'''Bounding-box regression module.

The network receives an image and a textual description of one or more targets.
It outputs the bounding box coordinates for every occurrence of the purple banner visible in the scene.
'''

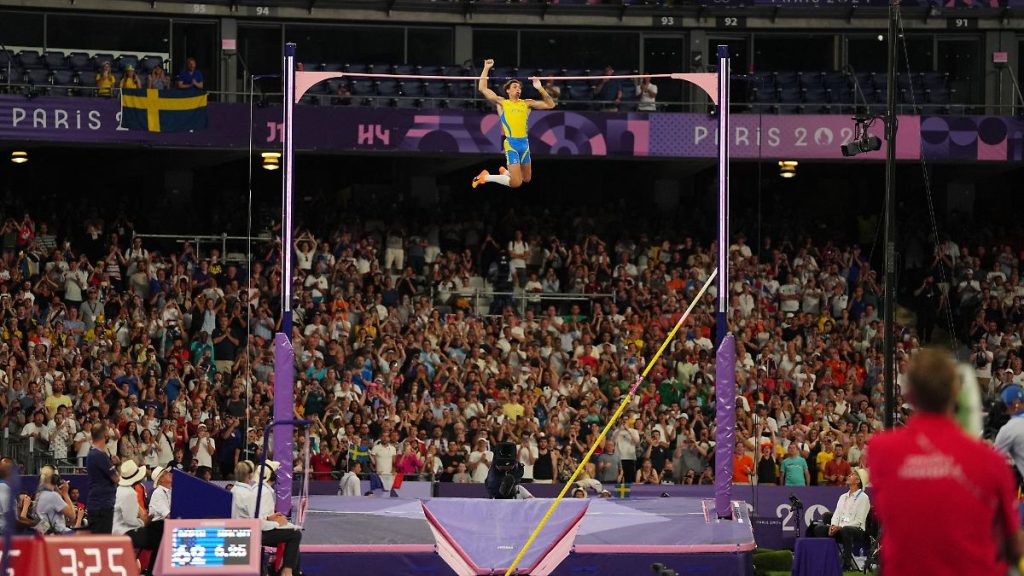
[4,94,1022,162]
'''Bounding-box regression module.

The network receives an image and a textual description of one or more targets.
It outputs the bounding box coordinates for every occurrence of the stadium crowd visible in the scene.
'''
[0,197,1017,532]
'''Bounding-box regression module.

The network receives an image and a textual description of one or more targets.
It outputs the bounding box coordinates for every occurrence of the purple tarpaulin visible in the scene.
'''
[715,334,737,519]
[273,332,295,514]
[21,95,1024,161]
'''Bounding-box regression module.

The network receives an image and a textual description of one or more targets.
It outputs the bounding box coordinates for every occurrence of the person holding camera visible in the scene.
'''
[34,465,75,535]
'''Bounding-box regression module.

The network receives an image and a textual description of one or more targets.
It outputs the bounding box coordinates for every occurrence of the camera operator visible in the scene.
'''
[485,442,532,499]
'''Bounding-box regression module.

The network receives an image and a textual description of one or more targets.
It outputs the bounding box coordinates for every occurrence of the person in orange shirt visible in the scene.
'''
[733,441,754,484]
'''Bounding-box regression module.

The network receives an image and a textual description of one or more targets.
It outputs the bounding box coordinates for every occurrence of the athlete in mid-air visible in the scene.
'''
[472,59,556,189]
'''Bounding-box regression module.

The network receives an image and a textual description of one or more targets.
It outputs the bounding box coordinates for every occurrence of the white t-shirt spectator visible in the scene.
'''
[190,435,216,468]
[371,442,397,475]
[63,269,88,302]
[469,449,493,483]
[778,283,801,313]
[636,81,658,111]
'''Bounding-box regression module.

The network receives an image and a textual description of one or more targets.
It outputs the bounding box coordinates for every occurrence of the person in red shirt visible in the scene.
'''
[733,441,754,484]
[868,348,1022,576]
[309,443,336,481]
[823,444,852,486]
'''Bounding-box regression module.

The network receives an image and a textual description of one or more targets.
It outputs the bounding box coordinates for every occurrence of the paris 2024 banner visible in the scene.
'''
[1,95,1022,162]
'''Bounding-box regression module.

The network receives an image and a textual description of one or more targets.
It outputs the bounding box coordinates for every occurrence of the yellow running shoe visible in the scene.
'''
[472,170,489,189]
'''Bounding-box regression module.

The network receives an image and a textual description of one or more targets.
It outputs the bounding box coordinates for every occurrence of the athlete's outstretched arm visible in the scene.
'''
[478,59,503,104]
[527,77,556,110]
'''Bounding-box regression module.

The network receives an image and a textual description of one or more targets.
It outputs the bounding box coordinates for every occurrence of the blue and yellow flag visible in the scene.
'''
[121,88,207,132]
[614,482,632,499]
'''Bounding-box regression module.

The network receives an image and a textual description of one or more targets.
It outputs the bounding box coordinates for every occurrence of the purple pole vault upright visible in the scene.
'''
[714,44,734,520]
[272,42,297,515]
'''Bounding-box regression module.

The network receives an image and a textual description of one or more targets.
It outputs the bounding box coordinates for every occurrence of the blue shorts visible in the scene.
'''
[503,137,531,166]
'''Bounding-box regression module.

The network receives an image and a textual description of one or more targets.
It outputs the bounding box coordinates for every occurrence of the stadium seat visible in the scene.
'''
[299,62,321,72]
[778,86,802,114]
[343,63,369,74]
[117,55,140,72]
[774,71,799,90]
[802,86,830,113]
[17,50,43,70]
[76,71,98,95]
[798,71,824,90]
[43,51,68,70]
[394,64,416,76]
[25,68,51,87]
[376,79,400,96]
[52,69,76,88]
[322,62,344,73]
[419,98,446,110]
[369,63,394,74]
[68,52,92,71]
[140,55,164,73]
[401,81,425,97]
[423,81,449,99]
[92,53,116,68]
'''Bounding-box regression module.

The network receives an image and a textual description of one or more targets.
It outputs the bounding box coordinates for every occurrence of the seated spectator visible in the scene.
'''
[120,65,140,90]
[113,461,150,548]
[96,61,117,97]
[148,65,170,90]
[176,57,204,90]
[811,469,871,570]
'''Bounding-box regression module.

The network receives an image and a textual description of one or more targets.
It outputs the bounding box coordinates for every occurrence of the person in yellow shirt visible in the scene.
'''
[472,59,556,189]
[96,61,117,98]
[816,442,835,484]
[120,65,140,90]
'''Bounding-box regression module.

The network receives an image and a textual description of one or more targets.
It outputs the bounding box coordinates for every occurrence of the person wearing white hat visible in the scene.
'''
[113,460,149,548]
[811,468,871,569]
[234,460,302,576]
[144,466,173,574]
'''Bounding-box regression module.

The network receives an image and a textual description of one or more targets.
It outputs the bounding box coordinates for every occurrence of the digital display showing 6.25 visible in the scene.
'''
[170,528,253,567]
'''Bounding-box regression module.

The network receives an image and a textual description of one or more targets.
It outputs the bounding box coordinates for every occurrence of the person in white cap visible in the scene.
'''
[236,460,302,576]
[144,466,173,573]
[113,460,149,548]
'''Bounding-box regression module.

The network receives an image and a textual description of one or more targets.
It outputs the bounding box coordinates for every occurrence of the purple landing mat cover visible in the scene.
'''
[299,496,754,549]
[422,499,589,575]
[297,497,755,575]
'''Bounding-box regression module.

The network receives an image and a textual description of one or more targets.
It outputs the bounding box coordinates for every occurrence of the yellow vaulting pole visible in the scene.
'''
[503,268,719,576]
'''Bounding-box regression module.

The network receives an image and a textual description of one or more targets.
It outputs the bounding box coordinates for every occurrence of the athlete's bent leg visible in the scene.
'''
[521,162,532,184]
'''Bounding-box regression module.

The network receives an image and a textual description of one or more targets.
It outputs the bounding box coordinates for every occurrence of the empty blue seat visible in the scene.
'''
[299,62,320,72]
[322,62,344,72]
[43,51,67,70]
[25,68,50,85]
[376,79,399,96]
[68,52,91,71]
[140,55,164,73]
[344,63,369,74]
[419,98,446,110]
[424,82,449,98]
[774,71,799,88]
[17,50,43,69]
[401,81,425,97]
[799,71,824,89]
[368,63,393,74]
[52,69,76,86]
[417,65,442,76]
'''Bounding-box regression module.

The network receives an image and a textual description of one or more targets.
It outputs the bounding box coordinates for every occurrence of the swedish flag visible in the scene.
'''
[121,88,208,132]
[614,482,632,499]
